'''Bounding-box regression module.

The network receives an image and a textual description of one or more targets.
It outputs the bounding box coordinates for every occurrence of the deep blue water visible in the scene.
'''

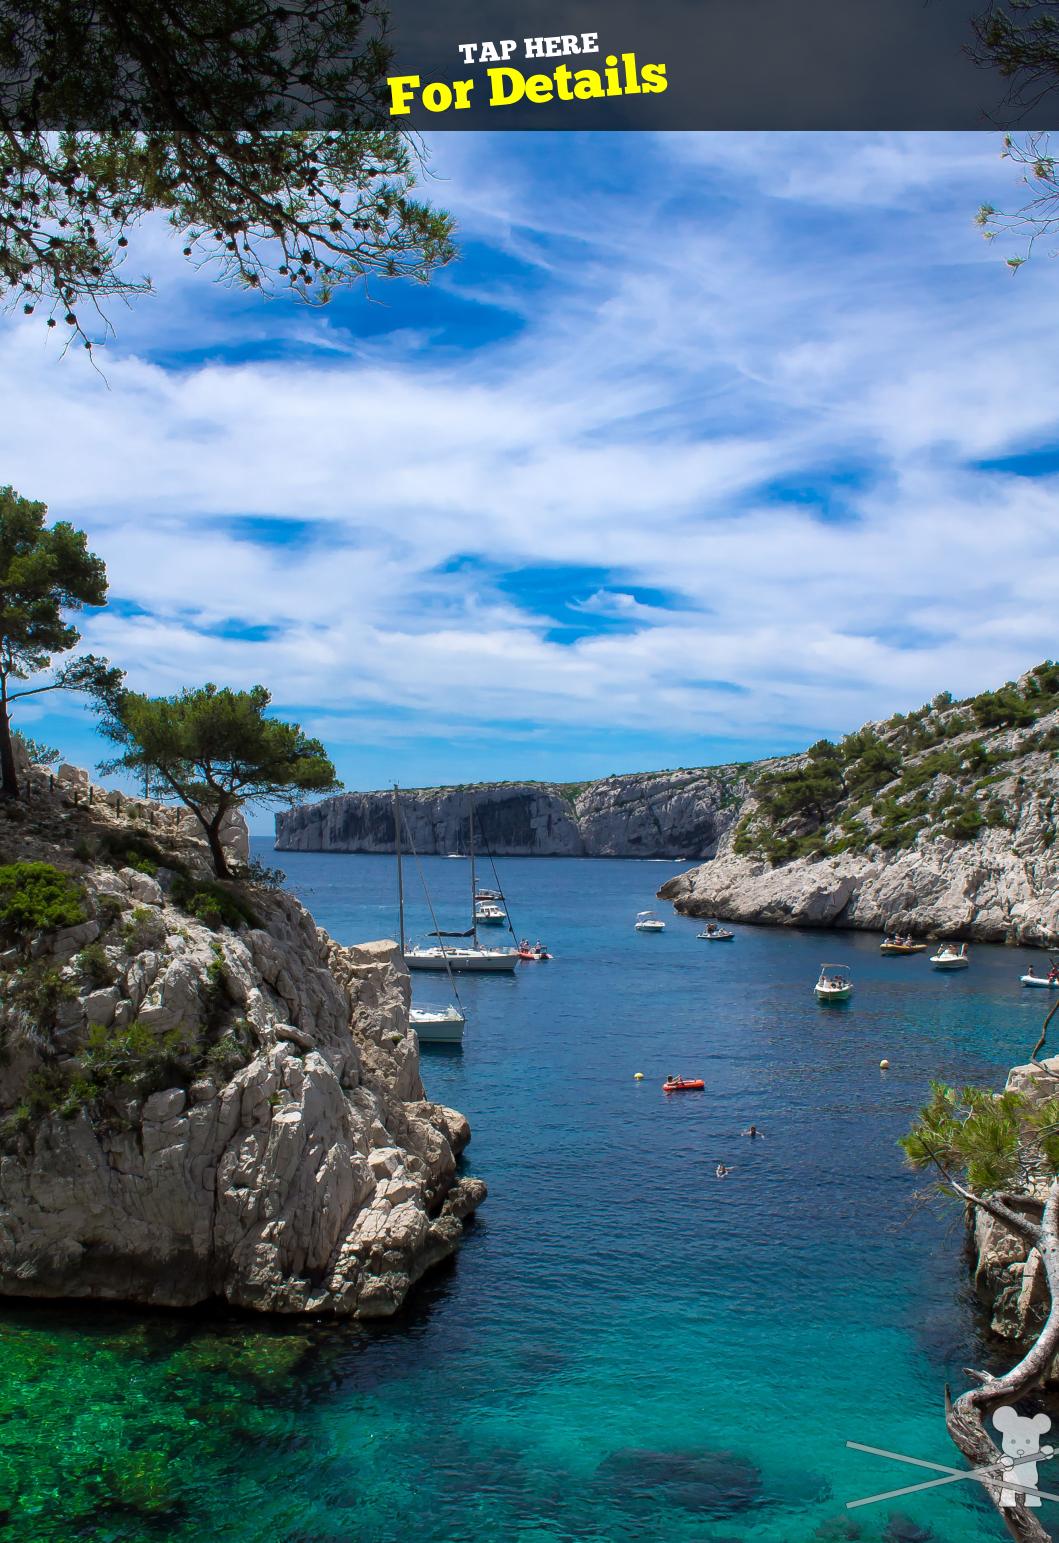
[2,843,1056,1542]
[260,842,1057,1543]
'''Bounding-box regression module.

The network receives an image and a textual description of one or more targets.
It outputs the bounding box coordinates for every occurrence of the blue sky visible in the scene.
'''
[2,132,1058,831]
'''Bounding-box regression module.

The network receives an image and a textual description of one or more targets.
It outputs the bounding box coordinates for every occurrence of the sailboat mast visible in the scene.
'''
[469,792,478,946]
[393,785,406,955]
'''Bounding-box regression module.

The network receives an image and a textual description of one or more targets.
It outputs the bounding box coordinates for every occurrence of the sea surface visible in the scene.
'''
[2,843,1057,1543]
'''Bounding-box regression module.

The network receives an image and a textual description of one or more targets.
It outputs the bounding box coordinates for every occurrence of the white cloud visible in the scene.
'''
[3,131,1058,778]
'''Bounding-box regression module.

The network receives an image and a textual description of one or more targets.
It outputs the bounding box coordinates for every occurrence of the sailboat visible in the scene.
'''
[405,793,519,974]
[393,790,466,1043]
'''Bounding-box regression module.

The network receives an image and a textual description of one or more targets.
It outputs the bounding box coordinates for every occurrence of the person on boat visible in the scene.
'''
[1050,965,1059,983]
[716,1163,730,1179]
[1027,965,1039,978]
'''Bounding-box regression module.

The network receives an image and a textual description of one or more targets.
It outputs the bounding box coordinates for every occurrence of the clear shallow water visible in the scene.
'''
[2,843,1056,1543]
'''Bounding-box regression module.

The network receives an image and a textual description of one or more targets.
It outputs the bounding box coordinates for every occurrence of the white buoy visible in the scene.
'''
[634,1072,644,1081]
[880,1058,890,1070]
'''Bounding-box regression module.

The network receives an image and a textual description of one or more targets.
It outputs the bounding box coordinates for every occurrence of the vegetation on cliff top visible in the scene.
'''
[732,662,1059,867]
[97,682,341,879]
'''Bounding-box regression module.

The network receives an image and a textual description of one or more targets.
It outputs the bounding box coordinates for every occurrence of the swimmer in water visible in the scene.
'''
[716,1163,730,1179]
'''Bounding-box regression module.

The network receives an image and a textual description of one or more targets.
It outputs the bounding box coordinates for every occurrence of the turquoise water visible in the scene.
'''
[2,843,1056,1542]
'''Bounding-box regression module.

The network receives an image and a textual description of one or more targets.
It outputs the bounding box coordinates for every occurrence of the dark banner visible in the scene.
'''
[385,0,1030,129]
[0,0,1052,131]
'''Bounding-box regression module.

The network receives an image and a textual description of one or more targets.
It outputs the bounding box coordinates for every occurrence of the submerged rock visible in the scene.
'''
[883,1512,947,1543]
[595,1446,762,1515]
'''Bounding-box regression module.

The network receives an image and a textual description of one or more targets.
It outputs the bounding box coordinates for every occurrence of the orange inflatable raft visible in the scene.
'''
[663,1078,705,1092]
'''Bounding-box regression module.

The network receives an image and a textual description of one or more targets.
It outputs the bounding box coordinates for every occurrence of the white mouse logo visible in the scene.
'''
[993,1406,1054,1508]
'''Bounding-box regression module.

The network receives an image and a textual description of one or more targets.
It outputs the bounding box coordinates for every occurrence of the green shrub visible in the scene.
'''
[0,862,85,940]
[1027,660,1059,697]
[971,684,1038,729]
[123,906,166,953]
[243,856,286,890]
[92,892,125,928]
[753,739,845,830]
[841,733,902,797]
[0,1100,32,1140]
[731,815,756,856]
[941,799,985,842]
[98,830,171,876]
[76,941,116,988]
[171,875,259,930]
[201,946,231,1030]
[204,1033,241,1071]
[7,962,76,1029]
[79,1017,195,1095]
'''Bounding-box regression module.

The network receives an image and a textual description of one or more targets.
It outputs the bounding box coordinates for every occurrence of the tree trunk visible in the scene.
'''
[206,815,230,879]
[0,692,19,800]
[946,1179,1059,1542]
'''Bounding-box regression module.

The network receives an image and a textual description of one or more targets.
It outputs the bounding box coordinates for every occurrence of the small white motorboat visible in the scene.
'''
[815,963,853,1002]
[1022,971,1059,989]
[410,1005,465,1043]
[698,923,734,941]
[634,910,666,932]
[931,944,970,970]
[474,901,507,926]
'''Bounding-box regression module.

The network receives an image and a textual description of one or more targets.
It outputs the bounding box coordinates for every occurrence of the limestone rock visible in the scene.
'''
[0,762,484,1319]
[275,768,749,859]
[659,710,1059,946]
[121,869,164,906]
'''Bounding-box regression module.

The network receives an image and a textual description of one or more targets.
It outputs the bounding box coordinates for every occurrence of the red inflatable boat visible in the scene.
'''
[663,1078,705,1092]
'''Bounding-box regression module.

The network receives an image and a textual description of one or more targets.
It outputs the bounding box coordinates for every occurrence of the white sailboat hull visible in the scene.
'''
[406,947,518,973]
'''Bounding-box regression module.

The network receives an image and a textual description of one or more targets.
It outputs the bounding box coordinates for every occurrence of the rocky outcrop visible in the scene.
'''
[660,699,1059,946]
[659,820,1059,945]
[0,763,484,1316]
[275,767,748,859]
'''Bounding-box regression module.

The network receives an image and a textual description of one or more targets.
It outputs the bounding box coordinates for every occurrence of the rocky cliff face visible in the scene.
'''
[660,688,1059,945]
[0,759,483,1316]
[275,767,749,859]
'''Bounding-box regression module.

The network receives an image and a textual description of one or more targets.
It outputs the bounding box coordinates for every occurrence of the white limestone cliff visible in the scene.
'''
[0,762,484,1316]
